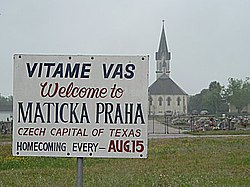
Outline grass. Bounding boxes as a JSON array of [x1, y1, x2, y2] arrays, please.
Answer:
[[1, 137, 250, 186]]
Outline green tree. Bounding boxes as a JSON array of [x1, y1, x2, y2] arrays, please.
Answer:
[[0, 95, 13, 105], [188, 91, 204, 113], [202, 81, 225, 114], [188, 81, 228, 114], [223, 77, 250, 113]]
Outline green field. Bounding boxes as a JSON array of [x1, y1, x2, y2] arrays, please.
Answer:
[[1, 137, 250, 186]]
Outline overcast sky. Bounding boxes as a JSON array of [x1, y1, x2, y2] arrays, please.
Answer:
[[1, 0, 250, 96]]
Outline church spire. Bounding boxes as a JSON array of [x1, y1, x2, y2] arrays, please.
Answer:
[[156, 20, 171, 61], [155, 20, 171, 79]]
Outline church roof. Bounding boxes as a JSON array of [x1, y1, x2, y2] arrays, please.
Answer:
[[155, 22, 171, 61], [149, 74, 187, 95]]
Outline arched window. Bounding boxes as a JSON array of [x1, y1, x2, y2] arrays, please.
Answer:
[[158, 97, 163, 106], [149, 96, 153, 106], [167, 97, 171, 106], [159, 62, 162, 70], [177, 97, 181, 106], [163, 61, 166, 68]]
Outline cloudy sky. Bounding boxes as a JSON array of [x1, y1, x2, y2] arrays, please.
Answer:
[[1, 0, 249, 96]]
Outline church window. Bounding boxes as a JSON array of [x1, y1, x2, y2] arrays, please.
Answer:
[[163, 61, 166, 67], [167, 97, 171, 106], [158, 97, 163, 106], [159, 62, 162, 70], [177, 97, 181, 106]]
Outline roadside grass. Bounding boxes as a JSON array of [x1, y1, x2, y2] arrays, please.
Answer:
[[1, 137, 250, 186]]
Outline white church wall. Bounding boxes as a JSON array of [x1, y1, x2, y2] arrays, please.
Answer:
[[149, 94, 188, 116]]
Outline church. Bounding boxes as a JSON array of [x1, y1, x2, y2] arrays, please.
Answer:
[[148, 22, 188, 116]]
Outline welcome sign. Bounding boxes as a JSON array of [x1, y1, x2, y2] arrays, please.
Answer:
[[13, 55, 148, 158]]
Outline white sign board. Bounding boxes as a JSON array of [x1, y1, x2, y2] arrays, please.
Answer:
[[13, 55, 148, 158]]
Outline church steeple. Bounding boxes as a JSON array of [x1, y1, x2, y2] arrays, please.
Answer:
[[155, 20, 171, 79]]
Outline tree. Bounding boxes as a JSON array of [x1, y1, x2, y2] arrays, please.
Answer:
[[0, 95, 12, 105], [188, 92, 204, 113], [188, 81, 228, 114], [202, 81, 226, 114], [223, 77, 250, 113]]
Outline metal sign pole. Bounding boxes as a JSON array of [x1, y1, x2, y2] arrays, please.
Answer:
[[76, 157, 84, 187]]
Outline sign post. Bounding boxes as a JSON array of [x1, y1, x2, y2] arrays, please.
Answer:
[[13, 54, 149, 185], [76, 157, 84, 187]]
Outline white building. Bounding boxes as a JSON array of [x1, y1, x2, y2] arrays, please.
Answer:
[[149, 22, 188, 116]]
